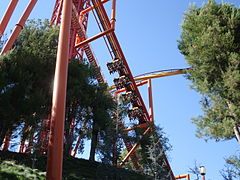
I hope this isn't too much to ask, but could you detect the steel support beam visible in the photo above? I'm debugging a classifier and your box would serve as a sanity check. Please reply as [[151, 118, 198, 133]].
[[119, 127, 151, 167], [148, 79, 154, 122], [46, 0, 72, 179], [0, 0, 19, 38], [175, 174, 190, 180], [0, 0, 38, 55]]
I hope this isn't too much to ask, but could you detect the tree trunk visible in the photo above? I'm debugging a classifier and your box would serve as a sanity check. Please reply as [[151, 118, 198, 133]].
[[233, 125, 240, 144], [89, 120, 98, 162], [64, 130, 74, 156], [72, 120, 88, 157], [64, 107, 75, 156], [227, 101, 240, 144], [65, 102, 80, 156], [0, 125, 8, 148], [112, 141, 118, 166], [25, 131, 34, 153]]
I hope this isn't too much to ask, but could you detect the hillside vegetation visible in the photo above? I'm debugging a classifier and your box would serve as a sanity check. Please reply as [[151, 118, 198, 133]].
[[0, 151, 152, 180]]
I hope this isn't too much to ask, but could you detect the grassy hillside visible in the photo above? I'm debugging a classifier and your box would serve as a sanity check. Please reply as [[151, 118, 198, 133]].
[[0, 160, 45, 180], [0, 151, 152, 180]]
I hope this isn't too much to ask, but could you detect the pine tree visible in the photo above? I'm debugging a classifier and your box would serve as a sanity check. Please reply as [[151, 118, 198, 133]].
[[0, 19, 59, 149], [0, 20, 116, 160], [221, 154, 240, 180], [178, 0, 240, 143]]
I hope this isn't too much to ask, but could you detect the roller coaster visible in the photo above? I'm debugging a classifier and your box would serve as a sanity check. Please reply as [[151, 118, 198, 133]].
[[0, 0, 192, 179]]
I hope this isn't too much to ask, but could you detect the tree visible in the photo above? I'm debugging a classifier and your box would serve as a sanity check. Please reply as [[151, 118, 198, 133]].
[[0, 19, 116, 161], [0, 34, 7, 51], [118, 123, 172, 178], [188, 161, 201, 180], [0, 19, 58, 147], [178, 0, 240, 143], [221, 153, 240, 180], [88, 84, 116, 161], [140, 125, 172, 179], [63, 59, 97, 156]]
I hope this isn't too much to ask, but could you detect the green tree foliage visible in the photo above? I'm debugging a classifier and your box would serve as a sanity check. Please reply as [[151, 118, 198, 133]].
[[88, 83, 116, 161], [221, 153, 240, 180], [0, 20, 116, 161], [178, 0, 240, 142], [139, 125, 171, 179], [118, 124, 171, 178], [114, 95, 172, 175], [64, 60, 98, 156], [0, 19, 57, 147]]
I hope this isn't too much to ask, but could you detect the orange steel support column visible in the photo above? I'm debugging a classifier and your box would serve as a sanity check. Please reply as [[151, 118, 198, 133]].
[[79, 0, 110, 21], [175, 174, 190, 180], [110, 0, 116, 29], [71, 120, 88, 157], [19, 138, 26, 153], [148, 79, 154, 122], [72, 135, 81, 157], [120, 127, 151, 167], [75, 27, 114, 48], [2, 130, 12, 151], [0, 0, 19, 38], [0, 0, 38, 55], [111, 80, 148, 93], [46, 0, 72, 179], [75, 0, 116, 49]]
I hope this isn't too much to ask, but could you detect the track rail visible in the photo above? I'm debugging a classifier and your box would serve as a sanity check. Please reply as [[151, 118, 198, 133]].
[[90, 1, 175, 178]]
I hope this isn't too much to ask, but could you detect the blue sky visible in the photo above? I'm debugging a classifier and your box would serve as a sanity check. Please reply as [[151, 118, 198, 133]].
[[1, 0, 239, 179]]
